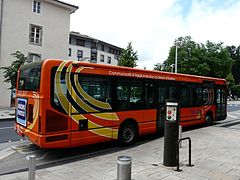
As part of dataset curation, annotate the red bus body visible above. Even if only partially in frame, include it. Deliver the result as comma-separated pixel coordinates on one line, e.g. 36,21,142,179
15,59,227,148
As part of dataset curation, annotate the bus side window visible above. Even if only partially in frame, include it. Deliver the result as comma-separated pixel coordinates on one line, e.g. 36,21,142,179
169,86,179,100
130,85,144,110
158,86,168,104
145,83,154,108
116,83,129,111
180,85,188,107
194,87,202,106
79,77,111,104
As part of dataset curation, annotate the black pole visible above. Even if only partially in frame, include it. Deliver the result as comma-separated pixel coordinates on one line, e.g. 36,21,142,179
186,138,193,167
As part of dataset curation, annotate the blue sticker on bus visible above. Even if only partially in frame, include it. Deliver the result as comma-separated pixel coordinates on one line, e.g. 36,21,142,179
17,98,27,127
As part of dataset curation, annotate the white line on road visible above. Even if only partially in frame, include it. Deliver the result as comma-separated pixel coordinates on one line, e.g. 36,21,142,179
232,112,240,116
0,126,13,130
0,147,15,160
228,114,238,119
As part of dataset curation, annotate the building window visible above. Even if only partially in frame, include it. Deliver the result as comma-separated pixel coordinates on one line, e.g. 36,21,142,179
114,54,119,60
33,0,41,14
68,48,71,57
101,45,105,51
91,52,97,62
76,39,85,46
29,24,42,45
91,42,97,49
100,54,104,62
28,53,41,63
77,50,83,60
107,56,111,64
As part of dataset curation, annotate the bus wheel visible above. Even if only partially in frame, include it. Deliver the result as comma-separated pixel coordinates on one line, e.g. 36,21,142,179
205,115,212,125
118,122,137,146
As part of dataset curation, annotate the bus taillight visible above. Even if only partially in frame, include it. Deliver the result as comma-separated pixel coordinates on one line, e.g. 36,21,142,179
28,104,34,124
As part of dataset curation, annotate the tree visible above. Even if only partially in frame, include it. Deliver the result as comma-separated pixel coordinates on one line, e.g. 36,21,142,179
153,63,162,71
0,51,27,89
153,63,168,71
226,73,235,95
118,42,138,68
163,36,232,78
226,45,240,84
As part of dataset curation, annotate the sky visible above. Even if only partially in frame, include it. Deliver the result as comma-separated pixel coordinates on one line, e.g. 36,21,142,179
64,0,240,69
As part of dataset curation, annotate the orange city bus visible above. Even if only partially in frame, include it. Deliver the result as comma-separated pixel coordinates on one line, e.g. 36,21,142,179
15,59,227,148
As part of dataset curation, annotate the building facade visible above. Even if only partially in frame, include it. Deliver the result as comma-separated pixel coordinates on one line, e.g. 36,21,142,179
69,32,122,65
0,0,78,107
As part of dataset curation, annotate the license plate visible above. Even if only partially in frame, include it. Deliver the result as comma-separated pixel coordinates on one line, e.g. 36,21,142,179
16,98,27,127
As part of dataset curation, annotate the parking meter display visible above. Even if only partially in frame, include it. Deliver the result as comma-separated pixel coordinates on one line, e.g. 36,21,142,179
166,106,177,121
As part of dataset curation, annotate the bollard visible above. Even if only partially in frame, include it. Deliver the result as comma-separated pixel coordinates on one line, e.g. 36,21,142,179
28,155,36,180
163,100,180,167
179,125,182,148
117,156,132,180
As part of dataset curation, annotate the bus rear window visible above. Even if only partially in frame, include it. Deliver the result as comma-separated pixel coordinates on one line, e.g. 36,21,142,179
18,62,42,91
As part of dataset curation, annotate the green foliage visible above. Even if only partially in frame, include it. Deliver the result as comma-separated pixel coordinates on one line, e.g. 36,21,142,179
226,45,240,84
226,73,235,92
153,63,162,71
0,51,27,89
118,42,138,68
233,85,240,97
226,73,240,97
163,36,232,78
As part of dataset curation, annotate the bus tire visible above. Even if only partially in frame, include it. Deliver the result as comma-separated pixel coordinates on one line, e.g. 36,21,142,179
118,122,138,146
205,114,212,125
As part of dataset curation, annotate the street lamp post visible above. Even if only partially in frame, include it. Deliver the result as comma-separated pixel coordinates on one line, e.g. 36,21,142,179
170,64,174,73
175,42,178,73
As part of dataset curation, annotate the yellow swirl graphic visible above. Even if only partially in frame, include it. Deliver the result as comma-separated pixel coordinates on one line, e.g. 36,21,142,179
74,68,112,110
55,61,85,121
26,92,39,132
55,61,118,139
91,113,119,121
66,65,98,113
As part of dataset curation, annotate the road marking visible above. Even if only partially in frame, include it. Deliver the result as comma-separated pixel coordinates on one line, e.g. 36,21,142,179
0,126,13,130
0,147,15,160
228,114,238,119
232,112,240,116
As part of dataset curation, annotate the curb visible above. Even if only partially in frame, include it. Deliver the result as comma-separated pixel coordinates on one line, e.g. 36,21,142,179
0,116,15,121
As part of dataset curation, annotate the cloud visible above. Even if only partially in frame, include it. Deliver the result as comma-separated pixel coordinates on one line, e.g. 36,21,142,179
65,0,240,69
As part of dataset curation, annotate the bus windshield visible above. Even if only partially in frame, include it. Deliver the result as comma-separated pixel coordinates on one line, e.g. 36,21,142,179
18,61,42,91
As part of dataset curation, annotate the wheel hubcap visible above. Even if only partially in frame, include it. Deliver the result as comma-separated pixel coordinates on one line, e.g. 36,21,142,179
123,127,134,142
206,116,211,124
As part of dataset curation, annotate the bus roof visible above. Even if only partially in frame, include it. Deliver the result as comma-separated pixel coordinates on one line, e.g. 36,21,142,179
41,59,226,85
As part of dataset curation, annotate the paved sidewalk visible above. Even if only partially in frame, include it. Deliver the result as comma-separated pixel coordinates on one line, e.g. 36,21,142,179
0,107,15,120
1,125,240,180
